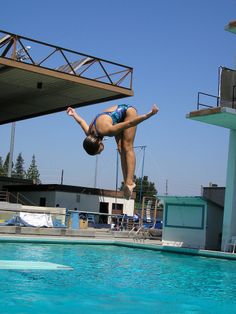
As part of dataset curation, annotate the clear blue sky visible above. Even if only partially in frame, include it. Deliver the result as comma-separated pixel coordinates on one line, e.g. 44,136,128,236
1,0,235,195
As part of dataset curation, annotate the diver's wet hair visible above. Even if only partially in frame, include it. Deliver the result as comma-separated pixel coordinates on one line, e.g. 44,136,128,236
83,135,101,156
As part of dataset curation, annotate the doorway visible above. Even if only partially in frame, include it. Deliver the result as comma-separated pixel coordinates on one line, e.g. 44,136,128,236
99,202,109,224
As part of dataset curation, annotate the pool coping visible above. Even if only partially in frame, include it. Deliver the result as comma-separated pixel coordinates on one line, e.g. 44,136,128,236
0,235,236,260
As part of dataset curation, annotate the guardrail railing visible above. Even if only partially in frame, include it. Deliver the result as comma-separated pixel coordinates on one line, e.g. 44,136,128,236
0,190,36,206
197,92,219,110
0,29,133,90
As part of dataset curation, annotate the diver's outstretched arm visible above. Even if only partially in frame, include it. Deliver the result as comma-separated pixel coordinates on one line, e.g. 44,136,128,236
67,107,89,135
100,104,159,136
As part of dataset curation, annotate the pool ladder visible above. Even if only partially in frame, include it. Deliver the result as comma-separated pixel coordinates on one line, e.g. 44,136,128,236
128,226,147,242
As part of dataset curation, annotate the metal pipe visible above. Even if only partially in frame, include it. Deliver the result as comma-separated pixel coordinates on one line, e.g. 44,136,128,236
138,146,146,210
7,122,15,177
94,156,98,188
115,149,119,210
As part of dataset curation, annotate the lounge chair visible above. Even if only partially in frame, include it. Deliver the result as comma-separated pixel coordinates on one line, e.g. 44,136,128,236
147,228,162,239
224,236,236,253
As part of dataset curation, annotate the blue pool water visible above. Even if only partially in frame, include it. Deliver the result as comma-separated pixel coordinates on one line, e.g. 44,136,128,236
0,243,236,314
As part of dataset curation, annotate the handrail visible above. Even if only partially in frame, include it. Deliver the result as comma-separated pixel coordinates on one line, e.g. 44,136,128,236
0,191,9,202
197,92,219,110
195,66,236,111
0,190,36,206
15,192,36,206
0,29,133,90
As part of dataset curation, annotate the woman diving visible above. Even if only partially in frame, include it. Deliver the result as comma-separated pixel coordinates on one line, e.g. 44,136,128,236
67,103,159,199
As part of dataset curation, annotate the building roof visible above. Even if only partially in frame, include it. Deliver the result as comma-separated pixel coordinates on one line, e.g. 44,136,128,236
4,183,135,199
159,196,207,205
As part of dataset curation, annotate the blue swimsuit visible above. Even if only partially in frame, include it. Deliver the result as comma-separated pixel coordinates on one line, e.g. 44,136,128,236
92,104,134,137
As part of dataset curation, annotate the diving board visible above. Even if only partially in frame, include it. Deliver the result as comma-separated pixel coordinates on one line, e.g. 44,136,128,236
225,20,236,34
186,106,236,130
0,29,133,125
0,260,73,270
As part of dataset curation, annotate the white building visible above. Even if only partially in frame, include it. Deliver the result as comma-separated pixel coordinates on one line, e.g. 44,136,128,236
4,184,135,224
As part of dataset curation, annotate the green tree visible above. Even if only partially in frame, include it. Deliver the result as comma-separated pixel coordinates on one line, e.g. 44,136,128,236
3,153,10,176
3,152,15,177
26,154,41,184
120,175,157,203
0,156,4,176
14,153,26,179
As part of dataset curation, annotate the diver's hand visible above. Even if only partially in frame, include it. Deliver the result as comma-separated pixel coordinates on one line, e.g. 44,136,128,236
150,104,159,115
146,104,159,118
66,107,76,116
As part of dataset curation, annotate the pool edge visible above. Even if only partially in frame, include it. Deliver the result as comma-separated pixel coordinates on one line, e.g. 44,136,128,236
0,236,235,260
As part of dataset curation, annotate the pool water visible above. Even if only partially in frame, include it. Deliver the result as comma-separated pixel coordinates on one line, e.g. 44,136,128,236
0,243,236,314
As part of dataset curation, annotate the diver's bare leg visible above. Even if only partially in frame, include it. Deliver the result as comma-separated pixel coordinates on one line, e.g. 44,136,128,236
121,108,137,199
116,130,136,199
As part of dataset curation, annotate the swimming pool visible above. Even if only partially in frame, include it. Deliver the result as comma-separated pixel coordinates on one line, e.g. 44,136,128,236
1,242,236,314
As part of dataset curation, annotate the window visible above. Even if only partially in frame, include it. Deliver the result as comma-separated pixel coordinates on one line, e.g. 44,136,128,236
99,202,109,224
112,203,123,214
165,204,205,229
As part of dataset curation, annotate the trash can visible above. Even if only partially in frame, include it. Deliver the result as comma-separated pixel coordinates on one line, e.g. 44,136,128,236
79,219,88,229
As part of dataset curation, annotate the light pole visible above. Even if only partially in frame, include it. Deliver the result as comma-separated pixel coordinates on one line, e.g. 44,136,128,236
137,145,146,211
94,155,98,188
115,145,146,210
7,122,16,177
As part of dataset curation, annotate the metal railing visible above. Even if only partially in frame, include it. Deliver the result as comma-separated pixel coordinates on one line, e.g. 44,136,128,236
0,29,133,90
0,190,36,206
197,92,220,110
10,192,36,206
196,66,222,110
195,66,236,110
0,191,9,202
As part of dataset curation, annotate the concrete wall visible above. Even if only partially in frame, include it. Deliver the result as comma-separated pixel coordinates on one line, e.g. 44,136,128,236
203,187,225,207
162,227,206,249
0,202,67,225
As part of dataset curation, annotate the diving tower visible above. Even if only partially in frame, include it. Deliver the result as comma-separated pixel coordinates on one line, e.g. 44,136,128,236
186,20,236,251
0,30,133,125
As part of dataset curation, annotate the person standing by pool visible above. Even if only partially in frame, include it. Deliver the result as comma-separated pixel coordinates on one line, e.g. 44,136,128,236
67,103,159,199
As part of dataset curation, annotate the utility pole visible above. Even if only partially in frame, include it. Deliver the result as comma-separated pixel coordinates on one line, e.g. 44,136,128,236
115,145,146,213
115,149,119,210
94,155,98,188
60,169,64,185
138,146,146,210
165,179,168,196
8,122,16,177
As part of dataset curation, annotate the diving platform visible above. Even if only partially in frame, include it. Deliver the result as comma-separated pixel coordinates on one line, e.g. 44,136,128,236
187,105,236,254
186,20,236,252
225,20,236,34
0,260,73,270
0,30,133,125
186,106,236,130
186,65,236,130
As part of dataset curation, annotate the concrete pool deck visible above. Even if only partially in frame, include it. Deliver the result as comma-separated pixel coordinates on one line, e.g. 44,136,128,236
0,229,236,261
